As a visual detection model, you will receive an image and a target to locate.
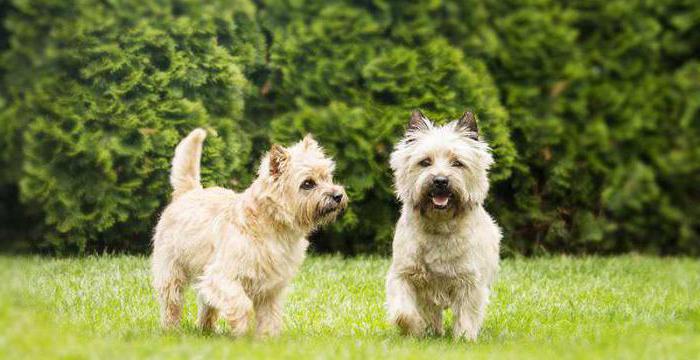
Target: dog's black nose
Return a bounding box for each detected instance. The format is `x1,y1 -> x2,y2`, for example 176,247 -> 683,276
433,176 -> 449,188
332,192 -> 344,204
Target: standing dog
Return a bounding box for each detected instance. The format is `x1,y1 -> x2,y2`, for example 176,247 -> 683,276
386,110 -> 501,340
152,129 -> 347,337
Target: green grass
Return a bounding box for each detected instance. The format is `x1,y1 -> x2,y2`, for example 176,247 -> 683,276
0,255 -> 698,359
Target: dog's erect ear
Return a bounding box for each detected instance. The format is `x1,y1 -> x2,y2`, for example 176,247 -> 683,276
456,111 -> 479,140
269,144 -> 290,177
301,134 -> 319,150
408,110 -> 432,133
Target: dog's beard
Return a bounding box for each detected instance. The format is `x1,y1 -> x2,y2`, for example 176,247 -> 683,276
285,194 -> 347,232
298,199 -> 346,229
316,206 -> 344,226
414,184 -> 468,220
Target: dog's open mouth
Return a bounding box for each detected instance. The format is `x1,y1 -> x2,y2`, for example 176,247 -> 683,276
430,192 -> 452,210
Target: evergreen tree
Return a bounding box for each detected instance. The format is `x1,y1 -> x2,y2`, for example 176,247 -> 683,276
1,0 -> 263,252
263,2 -> 515,253
432,0 -> 700,254
0,0 -> 697,254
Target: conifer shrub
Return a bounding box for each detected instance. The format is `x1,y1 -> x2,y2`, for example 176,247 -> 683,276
0,0 -> 698,255
431,0 -> 700,254
264,3 -> 515,253
1,0 -> 261,251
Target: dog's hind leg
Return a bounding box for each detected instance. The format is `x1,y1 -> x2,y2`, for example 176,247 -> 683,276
421,303 -> 444,336
152,258 -> 187,329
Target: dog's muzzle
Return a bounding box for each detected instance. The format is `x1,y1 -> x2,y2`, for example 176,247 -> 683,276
316,190 -> 348,221
428,176 -> 452,210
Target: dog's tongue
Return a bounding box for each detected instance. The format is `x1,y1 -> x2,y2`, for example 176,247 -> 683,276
432,196 -> 449,207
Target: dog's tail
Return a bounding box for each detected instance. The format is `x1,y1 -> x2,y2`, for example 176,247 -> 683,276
170,128 -> 207,199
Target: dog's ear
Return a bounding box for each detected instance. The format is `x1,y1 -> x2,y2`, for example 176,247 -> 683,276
455,111 -> 479,140
301,133 -> 319,150
269,144 -> 290,177
408,110 -> 432,133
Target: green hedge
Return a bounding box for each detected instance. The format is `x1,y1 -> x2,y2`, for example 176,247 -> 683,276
262,2 -> 514,252
430,0 -> 700,254
0,0 -> 698,254
0,0 -> 261,252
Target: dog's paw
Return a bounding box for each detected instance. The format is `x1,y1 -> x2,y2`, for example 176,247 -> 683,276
452,326 -> 478,342
392,311 -> 427,337
255,327 -> 282,340
224,304 -> 254,337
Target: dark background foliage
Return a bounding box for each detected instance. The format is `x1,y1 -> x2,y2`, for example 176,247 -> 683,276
0,0 -> 698,255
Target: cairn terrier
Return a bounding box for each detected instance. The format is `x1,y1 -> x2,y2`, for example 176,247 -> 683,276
386,110 -> 501,340
151,129 -> 347,337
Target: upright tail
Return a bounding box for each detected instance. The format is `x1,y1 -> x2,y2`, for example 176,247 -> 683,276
170,128 -> 207,199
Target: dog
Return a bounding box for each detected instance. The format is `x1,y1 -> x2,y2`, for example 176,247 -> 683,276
151,128 -> 347,337
385,110 -> 501,340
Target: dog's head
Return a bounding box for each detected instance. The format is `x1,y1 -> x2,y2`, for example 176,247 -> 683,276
258,135 -> 347,231
390,110 -> 493,220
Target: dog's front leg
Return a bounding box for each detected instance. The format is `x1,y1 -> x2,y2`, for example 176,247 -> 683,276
255,288 -> 284,338
196,271 -> 254,337
452,285 -> 488,341
196,293 -> 219,331
386,272 -> 426,336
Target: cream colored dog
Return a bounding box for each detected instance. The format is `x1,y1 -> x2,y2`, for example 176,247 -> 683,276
386,110 -> 501,340
151,129 -> 347,337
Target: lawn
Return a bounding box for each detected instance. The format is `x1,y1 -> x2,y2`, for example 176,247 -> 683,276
0,255 -> 698,359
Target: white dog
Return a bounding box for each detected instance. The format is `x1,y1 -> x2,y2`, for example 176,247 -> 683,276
386,110 -> 501,340
151,129 -> 347,337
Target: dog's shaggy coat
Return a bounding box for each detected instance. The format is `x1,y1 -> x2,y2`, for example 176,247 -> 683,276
151,129 -> 346,337
386,111 -> 501,340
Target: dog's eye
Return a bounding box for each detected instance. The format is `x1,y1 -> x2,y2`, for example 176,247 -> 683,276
419,158 -> 432,167
300,179 -> 316,190
452,160 -> 465,167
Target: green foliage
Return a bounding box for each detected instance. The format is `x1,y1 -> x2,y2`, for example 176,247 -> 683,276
264,2 -> 514,252
0,0 -> 262,252
426,0 -> 700,254
0,0 -> 698,254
